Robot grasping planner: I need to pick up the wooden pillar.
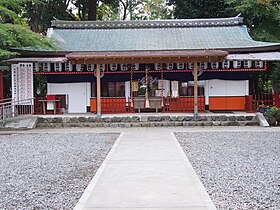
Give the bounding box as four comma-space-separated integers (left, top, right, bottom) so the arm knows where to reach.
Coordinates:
194, 62, 198, 120
96, 64, 101, 117
145, 66, 150, 108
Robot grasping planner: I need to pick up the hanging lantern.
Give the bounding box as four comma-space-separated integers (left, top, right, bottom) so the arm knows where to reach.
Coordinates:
244, 60, 252, 68
222, 60, 230, 69
110, 64, 118, 71
255, 60, 263, 68
199, 62, 208, 70
188, 63, 194, 70
121, 64, 128, 71
65, 62, 73, 72
176, 63, 185, 70
233, 60, 241, 68
132, 63, 139, 70
211, 62, 219, 69
155, 63, 162, 70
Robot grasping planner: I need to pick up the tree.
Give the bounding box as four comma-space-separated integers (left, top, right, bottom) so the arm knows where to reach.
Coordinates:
24, 0, 75, 33
133, 0, 173, 20
174, 0, 229, 19
72, 0, 118, 20
0, 0, 53, 60
225, 0, 280, 90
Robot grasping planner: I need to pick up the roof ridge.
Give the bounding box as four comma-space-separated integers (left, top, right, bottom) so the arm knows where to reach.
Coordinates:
51, 16, 244, 29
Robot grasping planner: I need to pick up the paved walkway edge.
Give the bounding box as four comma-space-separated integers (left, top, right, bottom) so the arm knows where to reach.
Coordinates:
169, 132, 217, 209
74, 132, 124, 210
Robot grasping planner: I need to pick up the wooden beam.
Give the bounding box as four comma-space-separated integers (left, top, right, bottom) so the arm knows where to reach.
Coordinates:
68, 56, 226, 65
96, 64, 101, 117
193, 62, 198, 120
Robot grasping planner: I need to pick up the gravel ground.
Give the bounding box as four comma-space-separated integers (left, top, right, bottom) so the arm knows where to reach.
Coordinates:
0, 133, 119, 209
176, 131, 280, 210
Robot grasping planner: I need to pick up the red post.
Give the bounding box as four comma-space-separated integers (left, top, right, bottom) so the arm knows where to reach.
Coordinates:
274, 92, 280, 107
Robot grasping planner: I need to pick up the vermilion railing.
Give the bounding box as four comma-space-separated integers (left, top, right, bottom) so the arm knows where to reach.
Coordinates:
252, 93, 274, 111
90, 97, 132, 114
164, 96, 205, 112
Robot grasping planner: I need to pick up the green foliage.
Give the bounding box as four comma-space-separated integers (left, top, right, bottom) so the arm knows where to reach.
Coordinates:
225, 0, 280, 42
133, 0, 173, 20
174, 0, 229, 19
268, 106, 280, 118
0, 0, 54, 60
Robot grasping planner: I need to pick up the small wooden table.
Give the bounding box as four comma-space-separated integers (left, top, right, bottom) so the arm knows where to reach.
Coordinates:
39, 100, 59, 114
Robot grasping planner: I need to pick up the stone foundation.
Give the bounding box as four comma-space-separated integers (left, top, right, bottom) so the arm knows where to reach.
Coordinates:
36, 115, 259, 128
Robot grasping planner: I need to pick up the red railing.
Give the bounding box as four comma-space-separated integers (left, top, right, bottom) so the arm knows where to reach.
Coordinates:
252, 93, 274, 111
90, 97, 132, 114
164, 96, 205, 112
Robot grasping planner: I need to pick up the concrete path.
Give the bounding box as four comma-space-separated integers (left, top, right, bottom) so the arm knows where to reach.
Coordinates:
74, 129, 216, 210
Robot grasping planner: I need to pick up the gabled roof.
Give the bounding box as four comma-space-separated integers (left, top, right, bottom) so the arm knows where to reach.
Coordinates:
45, 17, 280, 53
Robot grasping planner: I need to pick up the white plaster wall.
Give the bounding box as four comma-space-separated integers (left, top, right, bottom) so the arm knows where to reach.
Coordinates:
208, 80, 248, 96
47, 82, 90, 113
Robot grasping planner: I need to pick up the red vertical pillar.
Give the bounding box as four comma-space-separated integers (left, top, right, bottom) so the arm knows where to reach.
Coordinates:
274, 92, 280, 107
0, 71, 4, 100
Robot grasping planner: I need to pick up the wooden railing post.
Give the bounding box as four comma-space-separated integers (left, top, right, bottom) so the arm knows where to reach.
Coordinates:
193, 62, 198, 120
96, 64, 101, 117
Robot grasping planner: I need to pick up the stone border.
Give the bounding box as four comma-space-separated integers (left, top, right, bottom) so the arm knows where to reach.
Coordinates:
36, 115, 259, 128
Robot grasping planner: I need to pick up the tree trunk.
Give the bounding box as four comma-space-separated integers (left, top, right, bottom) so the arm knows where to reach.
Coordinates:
30, 3, 41, 33
88, 0, 97, 20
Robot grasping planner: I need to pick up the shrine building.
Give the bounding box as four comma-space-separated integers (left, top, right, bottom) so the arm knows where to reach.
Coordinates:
7, 16, 280, 115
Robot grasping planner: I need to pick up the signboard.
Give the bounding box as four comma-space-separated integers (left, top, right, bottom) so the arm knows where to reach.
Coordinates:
12, 63, 33, 104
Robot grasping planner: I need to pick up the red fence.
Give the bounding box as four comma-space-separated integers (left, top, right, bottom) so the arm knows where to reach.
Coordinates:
90, 97, 132, 114
164, 96, 205, 112
252, 93, 274, 111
